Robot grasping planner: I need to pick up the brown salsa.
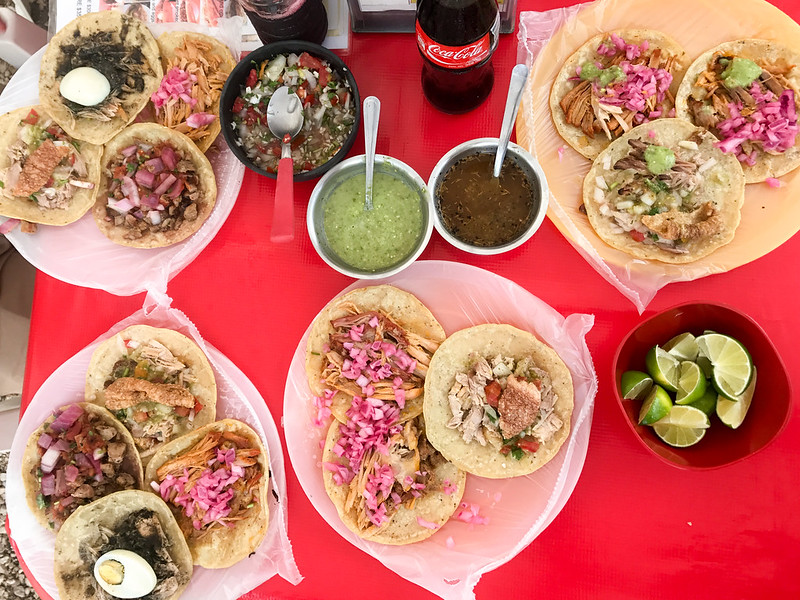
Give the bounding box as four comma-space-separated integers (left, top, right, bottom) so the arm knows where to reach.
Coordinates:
435, 153, 535, 247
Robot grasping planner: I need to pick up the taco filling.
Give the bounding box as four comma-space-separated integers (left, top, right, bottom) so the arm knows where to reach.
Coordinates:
102, 337, 205, 454
54, 25, 154, 122
151, 429, 263, 538
100, 139, 203, 241
559, 33, 679, 141
325, 409, 452, 532
588, 133, 726, 255
0, 108, 94, 209
319, 306, 440, 411
31, 404, 139, 530
77, 508, 188, 600
151, 36, 230, 145
686, 53, 799, 165
445, 354, 563, 459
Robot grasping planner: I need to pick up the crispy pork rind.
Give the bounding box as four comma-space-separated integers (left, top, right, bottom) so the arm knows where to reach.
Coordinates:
582, 118, 744, 263
39, 12, 163, 145
85, 324, 218, 463
321, 415, 465, 545
144, 419, 270, 569
21, 402, 144, 531
305, 285, 446, 424
54, 489, 193, 600
675, 38, 800, 183
423, 324, 574, 478
550, 29, 687, 160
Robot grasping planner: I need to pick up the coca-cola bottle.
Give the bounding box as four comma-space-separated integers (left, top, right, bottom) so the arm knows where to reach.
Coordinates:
416, 0, 499, 114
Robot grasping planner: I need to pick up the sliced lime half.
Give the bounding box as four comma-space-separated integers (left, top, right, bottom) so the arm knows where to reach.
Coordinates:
645, 345, 680, 392
717, 367, 757, 429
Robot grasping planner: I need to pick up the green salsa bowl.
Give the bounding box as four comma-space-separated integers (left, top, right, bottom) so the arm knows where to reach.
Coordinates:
307, 155, 433, 278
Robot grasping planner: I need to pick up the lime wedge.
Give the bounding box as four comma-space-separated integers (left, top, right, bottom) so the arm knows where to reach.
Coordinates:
652, 405, 710, 448
675, 361, 708, 405
696, 354, 714, 379
645, 345, 680, 392
639, 385, 673, 425
663, 332, 699, 362
717, 367, 757, 429
696, 333, 753, 400
688, 387, 717, 416
621, 370, 653, 400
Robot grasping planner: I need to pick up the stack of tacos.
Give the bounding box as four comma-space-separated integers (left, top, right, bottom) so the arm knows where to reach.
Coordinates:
307, 285, 466, 544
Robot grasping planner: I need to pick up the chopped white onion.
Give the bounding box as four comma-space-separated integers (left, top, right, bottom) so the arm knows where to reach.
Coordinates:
640, 191, 655, 206
678, 140, 699, 150
595, 176, 608, 190
593, 187, 606, 203
616, 200, 634, 210
698, 158, 717, 173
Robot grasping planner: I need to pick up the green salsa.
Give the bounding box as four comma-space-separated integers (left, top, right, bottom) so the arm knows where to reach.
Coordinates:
721, 57, 762, 89
580, 62, 626, 86
644, 145, 676, 174
323, 171, 423, 271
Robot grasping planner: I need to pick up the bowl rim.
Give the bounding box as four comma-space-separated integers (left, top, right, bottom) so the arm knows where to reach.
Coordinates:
611, 300, 793, 470
219, 40, 361, 183
306, 154, 434, 279
427, 137, 550, 255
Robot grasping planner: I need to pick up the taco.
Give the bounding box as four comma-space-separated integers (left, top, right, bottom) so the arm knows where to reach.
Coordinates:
581, 118, 744, 263
144, 419, 270, 568
0, 106, 101, 227
550, 29, 687, 159
322, 414, 465, 544
54, 490, 192, 600
85, 325, 217, 464
93, 123, 217, 248
39, 12, 163, 145
675, 39, 800, 183
306, 285, 446, 424
21, 402, 144, 531
153, 32, 236, 152
423, 324, 574, 479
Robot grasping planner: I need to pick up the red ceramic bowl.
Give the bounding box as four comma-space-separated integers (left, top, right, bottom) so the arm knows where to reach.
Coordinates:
612, 302, 791, 470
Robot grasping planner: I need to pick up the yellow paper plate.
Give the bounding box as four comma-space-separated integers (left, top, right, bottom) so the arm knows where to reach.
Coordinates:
517, 0, 800, 279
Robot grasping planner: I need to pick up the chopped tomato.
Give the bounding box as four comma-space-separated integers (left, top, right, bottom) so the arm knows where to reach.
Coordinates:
69, 154, 76, 166
174, 406, 191, 417
303, 161, 314, 171
337, 90, 349, 106
318, 68, 330, 88
499, 445, 512, 455
46, 126, 60, 136
232, 97, 245, 113
298, 52, 324, 72
517, 437, 540, 453
22, 108, 39, 125
303, 93, 315, 108
484, 380, 502, 407
245, 68, 258, 89
290, 134, 306, 150
133, 411, 149, 423
193, 399, 203, 414
629, 230, 645, 243
329, 94, 339, 106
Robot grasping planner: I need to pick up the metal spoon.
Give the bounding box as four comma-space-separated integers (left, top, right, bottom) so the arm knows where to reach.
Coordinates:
493, 64, 529, 178
363, 96, 380, 211
267, 86, 304, 243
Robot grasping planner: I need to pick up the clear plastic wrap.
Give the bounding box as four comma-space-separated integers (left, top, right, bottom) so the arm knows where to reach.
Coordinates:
515, 0, 800, 312
0, 20, 246, 296
6, 290, 301, 599
283, 260, 597, 600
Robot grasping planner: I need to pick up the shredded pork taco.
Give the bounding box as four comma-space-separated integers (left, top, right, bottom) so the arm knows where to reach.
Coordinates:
85, 325, 217, 464
21, 402, 144, 531
54, 490, 193, 600
145, 419, 270, 569
306, 285, 446, 424
423, 324, 574, 479
582, 118, 744, 263
322, 414, 465, 544
550, 29, 687, 159
39, 12, 163, 145
93, 123, 217, 248
0, 106, 101, 228
675, 39, 800, 183
153, 32, 236, 152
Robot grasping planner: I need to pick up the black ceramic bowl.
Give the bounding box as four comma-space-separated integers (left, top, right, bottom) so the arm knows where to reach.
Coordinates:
220, 41, 360, 182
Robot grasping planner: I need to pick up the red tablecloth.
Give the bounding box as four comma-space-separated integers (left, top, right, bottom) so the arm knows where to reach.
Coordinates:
18, 1, 800, 598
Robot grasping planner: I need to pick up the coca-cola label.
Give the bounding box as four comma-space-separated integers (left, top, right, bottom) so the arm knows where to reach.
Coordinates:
416, 15, 499, 70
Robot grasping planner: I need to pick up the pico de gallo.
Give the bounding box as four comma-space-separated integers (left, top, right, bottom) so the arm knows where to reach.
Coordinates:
230, 51, 356, 174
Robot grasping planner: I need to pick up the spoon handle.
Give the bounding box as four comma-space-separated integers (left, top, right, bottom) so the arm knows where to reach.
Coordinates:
271, 153, 294, 243
363, 96, 380, 211
493, 64, 529, 178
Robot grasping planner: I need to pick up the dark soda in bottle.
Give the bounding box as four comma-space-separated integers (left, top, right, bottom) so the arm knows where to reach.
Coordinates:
415, 0, 499, 114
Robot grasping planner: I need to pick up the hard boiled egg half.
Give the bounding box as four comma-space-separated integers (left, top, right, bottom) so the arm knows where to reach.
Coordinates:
59, 66, 111, 107
93, 549, 157, 599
